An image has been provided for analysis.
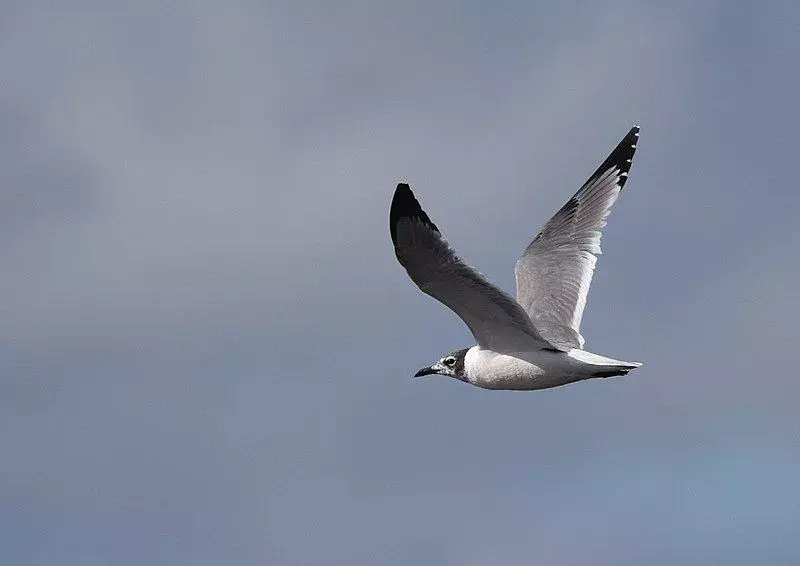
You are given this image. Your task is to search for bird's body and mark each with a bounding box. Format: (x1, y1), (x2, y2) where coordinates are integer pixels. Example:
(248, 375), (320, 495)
(463, 347), (640, 390)
(390, 126), (643, 391)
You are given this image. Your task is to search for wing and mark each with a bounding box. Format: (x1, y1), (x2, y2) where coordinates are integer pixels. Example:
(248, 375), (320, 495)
(390, 183), (552, 352)
(514, 125), (640, 351)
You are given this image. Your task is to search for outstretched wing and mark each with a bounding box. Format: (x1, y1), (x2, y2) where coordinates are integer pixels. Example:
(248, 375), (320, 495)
(391, 183), (551, 352)
(514, 126), (640, 351)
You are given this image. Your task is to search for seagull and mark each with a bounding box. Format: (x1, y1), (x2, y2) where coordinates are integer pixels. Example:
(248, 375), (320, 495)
(390, 125), (642, 390)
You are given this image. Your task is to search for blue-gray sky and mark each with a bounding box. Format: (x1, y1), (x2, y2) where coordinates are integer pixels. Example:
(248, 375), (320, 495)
(1, 1), (799, 564)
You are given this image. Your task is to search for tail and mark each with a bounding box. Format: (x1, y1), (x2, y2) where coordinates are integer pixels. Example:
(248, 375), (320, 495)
(567, 349), (642, 379)
(592, 361), (642, 378)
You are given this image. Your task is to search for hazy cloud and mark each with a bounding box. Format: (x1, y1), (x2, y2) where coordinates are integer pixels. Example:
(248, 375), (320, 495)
(1, 1), (799, 564)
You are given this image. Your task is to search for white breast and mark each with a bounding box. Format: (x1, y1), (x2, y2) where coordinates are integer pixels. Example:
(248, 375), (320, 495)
(464, 346), (587, 390)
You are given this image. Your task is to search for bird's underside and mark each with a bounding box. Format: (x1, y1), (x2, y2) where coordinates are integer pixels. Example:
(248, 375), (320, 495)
(389, 126), (643, 389)
(463, 346), (641, 391)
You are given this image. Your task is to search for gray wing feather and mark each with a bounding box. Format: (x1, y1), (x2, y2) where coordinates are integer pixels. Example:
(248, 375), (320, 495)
(391, 184), (551, 352)
(515, 126), (640, 351)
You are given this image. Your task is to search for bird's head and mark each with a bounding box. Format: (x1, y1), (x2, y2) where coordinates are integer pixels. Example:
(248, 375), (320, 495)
(414, 348), (469, 382)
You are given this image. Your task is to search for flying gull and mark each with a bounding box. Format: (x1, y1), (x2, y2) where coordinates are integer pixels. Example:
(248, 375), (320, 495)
(390, 126), (642, 390)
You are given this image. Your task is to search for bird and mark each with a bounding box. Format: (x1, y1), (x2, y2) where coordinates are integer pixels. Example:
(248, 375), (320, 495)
(389, 125), (643, 390)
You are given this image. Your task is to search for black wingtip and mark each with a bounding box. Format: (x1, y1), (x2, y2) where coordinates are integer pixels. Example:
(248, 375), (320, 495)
(389, 183), (439, 245)
(590, 124), (640, 190)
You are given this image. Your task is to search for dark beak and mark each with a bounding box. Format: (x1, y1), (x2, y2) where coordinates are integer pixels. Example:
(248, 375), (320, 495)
(414, 366), (438, 378)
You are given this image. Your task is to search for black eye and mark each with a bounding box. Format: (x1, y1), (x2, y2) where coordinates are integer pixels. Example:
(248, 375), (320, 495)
(443, 357), (455, 367)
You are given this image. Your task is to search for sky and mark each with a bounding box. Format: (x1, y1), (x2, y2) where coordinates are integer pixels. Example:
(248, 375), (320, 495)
(1, 0), (799, 564)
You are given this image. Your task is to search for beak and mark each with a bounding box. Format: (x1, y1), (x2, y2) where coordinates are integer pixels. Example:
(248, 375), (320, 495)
(414, 365), (439, 378)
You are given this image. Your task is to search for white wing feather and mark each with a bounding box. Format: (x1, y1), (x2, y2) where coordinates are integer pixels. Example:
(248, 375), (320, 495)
(515, 126), (640, 351)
